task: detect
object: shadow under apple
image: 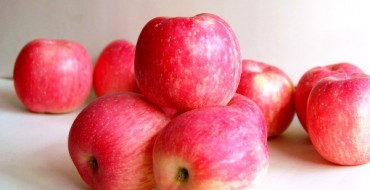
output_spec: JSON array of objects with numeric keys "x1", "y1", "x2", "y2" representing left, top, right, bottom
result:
[
  {"x1": 267, "y1": 122, "x2": 331, "y2": 165},
  {"x1": 1, "y1": 142, "x2": 89, "y2": 189}
]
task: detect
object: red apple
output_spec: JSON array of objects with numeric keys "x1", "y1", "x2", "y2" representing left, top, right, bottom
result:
[
  {"x1": 153, "y1": 94, "x2": 268, "y2": 189},
  {"x1": 68, "y1": 92, "x2": 170, "y2": 189},
  {"x1": 295, "y1": 62, "x2": 364, "y2": 130},
  {"x1": 93, "y1": 39, "x2": 138, "y2": 97},
  {"x1": 306, "y1": 73, "x2": 370, "y2": 165},
  {"x1": 135, "y1": 13, "x2": 241, "y2": 112},
  {"x1": 236, "y1": 59, "x2": 295, "y2": 137},
  {"x1": 13, "y1": 39, "x2": 93, "y2": 113}
]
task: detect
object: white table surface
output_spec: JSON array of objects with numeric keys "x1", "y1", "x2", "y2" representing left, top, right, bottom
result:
[{"x1": 1, "y1": 78, "x2": 369, "y2": 190}]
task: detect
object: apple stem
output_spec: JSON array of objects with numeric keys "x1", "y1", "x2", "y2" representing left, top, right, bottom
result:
[{"x1": 176, "y1": 167, "x2": 189, "y2": 182}]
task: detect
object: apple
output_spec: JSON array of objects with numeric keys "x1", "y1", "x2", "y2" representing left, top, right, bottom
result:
[
  {"x1": 236, "y1": 59, "x2": 295, "y2": 137},
  {"x1": 93, "y1": 39, "x2": 138, "y2": 97},
  {"x1": 13, "y1": 38, "x2": 93, "y2": 113},
  {"x1": 295, "y1": 62, "x2": 364, "y2": 130},
  {"x1": 306, "y1": 73, "x2": 370, "y2": 165},
  {"x1": 153, "y1": 94, "x2": 268, "y2": 189},
  {"x1": 68, "y1": 92, "x2": 170, "y2": 189},
  {"x1": 135, "y1": 13, "x2": 242, "y2": 112}
]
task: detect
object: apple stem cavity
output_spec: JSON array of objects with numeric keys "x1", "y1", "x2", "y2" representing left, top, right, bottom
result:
[
  {"x1": 176, "y1": 167, "x2": 189, "y2": 183},
  {"x1": 89, "y1": 157, "x2": 98, "y2": 171}
]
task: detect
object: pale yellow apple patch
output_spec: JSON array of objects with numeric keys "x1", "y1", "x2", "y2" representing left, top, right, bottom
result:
[{"x1": 154, "y1": 153, "x2": 269, "y2": 189}]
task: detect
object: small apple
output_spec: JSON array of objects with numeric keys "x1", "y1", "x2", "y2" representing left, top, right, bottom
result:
[
  {"x1": 135, "y1": 13, "x2": 242, "y2": 112},
  {"x1": 295, "y1": 62, "x2": 364, "y2": 130},
  {"x1": 13, "y1": 38, "x2": 93, "y2": 113},
  {"x1": 236, "y1": 59, "x2": 295, "y2": 137},
  {"x1": 306, "y1": 73, "x2": 370, "y2": 165},
  {"x1": 68, "y1": 92, "x2": 170, "y2": 189},
  {"x1": 93, "y1": 39, "x2": 138, "y2": 97},
  {"x1": 153, "y1": 94, "x2": 268, "y2": 189}
]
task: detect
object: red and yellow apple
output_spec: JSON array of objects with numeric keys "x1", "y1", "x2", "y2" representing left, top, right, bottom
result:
[
  {"x1": 68, "y1": 92, "x2": 170, "y2": 189},
  {"x1": 93, "y1": 39, "x2": 138, "y2": 97},
  {"x1": 306, "y1": 73, "x2": 370, "y2": 165},
  {"x1": 237, "y1": 59, "x2": 295, "y2": 137},
  {"x1": 152, "y1": 94, "x2": 268, "y2": 189},
  {"x1": 13, "y1": 38, "x2": 93, "y2": 113},
  {"x1": 135, "y1": 13, "x2": 242, "y2": 112}
]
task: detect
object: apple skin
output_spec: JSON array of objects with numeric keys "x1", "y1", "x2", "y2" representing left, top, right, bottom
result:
[
  {"x1": 93, "y1": 39, "x2": 138, "y2": 97},
  {"x1": 306, "y1": 73, "x2": 370, "y2": 165},
  {"x1": 135, "y1": 13, "x2": 242, "y2": 112},
  {"x1": 153, "y1": 94, "x2": 268, "y2": 189},
  {"x1": 236, "y1": 59, "x2": 295, "y2": 137},
  {"x1": 295, "y1": 62, "x2": 364, "y2": 130},
  {"x1": 68, "y1": 92, "x2": 170, "y2": 189},
  {"x1": 13, "y1": 39, "x2": 93, "y2": 113}
]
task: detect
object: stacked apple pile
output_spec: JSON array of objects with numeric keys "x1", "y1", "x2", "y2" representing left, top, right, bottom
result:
[{"x1": 68, "y1": 13, "x2": 272, "y2": 189}]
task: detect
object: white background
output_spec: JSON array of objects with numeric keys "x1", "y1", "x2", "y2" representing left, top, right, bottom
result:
[
  {"x1": 1, "y1": 1, "x2": 370, "y2": 189},
  {"x1": 1, "y1": 0, "x2": 370, "y2": 83}
]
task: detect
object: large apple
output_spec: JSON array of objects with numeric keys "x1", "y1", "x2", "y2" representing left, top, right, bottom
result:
[
  {"x1": 13, "y1": 39, "x2": 93, "y2": 113},
  {"x1": 93, "y1": 39, "x2": 138, "y2": 97},
  {"x1": 68, "y1": 92, "x2": 170, "y2": 189},
  {"x1": 295, "y1": 62, "x2": 364, "y2": 130},
  {"x1": 153, "y1": 94, "x2": 268, "y2": 189},
  {"x1": 306, "y1": 73, "x2": 370, "y2": 165},
  {"x1": 135, "y1": 13, "x2": 242, "y2": 112},
  {"x1": 236, "y1": 59, "x2": 295, "y2": 137}
]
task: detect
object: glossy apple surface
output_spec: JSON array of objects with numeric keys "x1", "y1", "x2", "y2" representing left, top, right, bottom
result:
[
  {"x1": 295, "y1": 62, "x2": 364, "y2": 130},
  {"x1": 68, "y1": 92, "x2": 170, "y2": 189},
  {"x1": 237, "y1": 59, "x2": 295, "y2": 137},
  {"x1": 306, "y1": 73, "x2": 370, "y2": 165},
  {"x1": 93, "y1": 39, "x2": 138, "y2": 97},
  {"x1": 13, "y1": 39, "x2": 93, "y2": 113},
  {"x1": 153, "y1": 94, "x2": 268, "y2": 189},
  {"x1": 135, "y1": 13, "x2": 241, "y2": 112}
]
